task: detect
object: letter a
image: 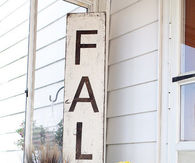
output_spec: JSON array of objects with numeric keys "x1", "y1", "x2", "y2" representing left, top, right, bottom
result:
[{"x1": 69, "y1": 76, "x2": 99, "y2": 112}]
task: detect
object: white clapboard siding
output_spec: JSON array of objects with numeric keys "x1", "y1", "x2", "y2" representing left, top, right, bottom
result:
[
  {"x1": 0, "y1": 21, "x2": 29, "y2": 52},
  {"x1": 106, "y1": 143, "x2": 156, "y2": 163},
  {"x1": 0, "y1": 0, "x2": 29, "y2": 160},
  {"x1": 0, "y1": 58, "x2": 27, "y2": 82},
  {"x1": 0, "y1": 94, "x2": 25, "y2": 117},
  {"x1": 34, "y1": 81, "x2": 64, "y2": 109},
  {"x1": 108, "y1": 81, "x2": 157, "y2": 117},
  {"x1": 37, "y1": 17, "x2": 66, "y2": 49},
  {"x1": 34, "y1": 104, "x2": 63, "y2": 128},
  {"x1": 35, "y1": 60, "x2": 64, "y2": 89},
  {"x1": 107, "y1": 112, "x2": 157, "y2": 144},
  {"x1": 0, "y1": 76, "x2": 26, "y2": 100},
  {"x1": 0, "y1": 0, "x2": 7, "y2": 7},
  {"x1": 0, "y1": 40, "x2": 28, "y2": 67},
  {"x1": 38, "y1": 0, "x2": 57, "y2": 11},
  {"x1": 0, "y1": 151, "x2": 23, "y2": 162},
  {"x1": 0, "y1": 113, "x2": 24, "y2": 134},
  {"x1": 0, "y1": 2, "x2": 29, "y2": 36},
  {"x1": 108, "y1": 51, "x2": 157, "y2": 91},
  {"x1": 37, "y1": 0, "x2": 77, "y2": 30},
  {"x1": 0, "y1": 133, "x2": 21, "y2": 151},
  {"x1": 36, "y1": 38, "x2": 65, "y2": 69},
  {"x1": 36, "y1": 7, "x2": 86, "y2": 50},
  {"x1": 110, "y1": 0, "x2": 158, "y2": 39},
  {"x1": 0, "y1": 0, "x2": 27, "y2": 21},
  {"x1": 111, "y1": 0, "x2": 139, "y2": 14},
  {"x1": 109, "y1": 22, "x2": 158, "y2": 65},
  {"x1": 107, "y1": 0, "x2": 159, "y2": 162}
]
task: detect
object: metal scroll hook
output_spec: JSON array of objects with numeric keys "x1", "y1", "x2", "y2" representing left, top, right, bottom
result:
[{"x1": 49, "y1": 86, "x2": 64, "y2": 103}]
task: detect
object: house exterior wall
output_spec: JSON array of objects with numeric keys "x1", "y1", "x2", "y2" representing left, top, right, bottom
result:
[
  {"x1": 0, "y1": 0, "x2": 86, "y2": 162},
  {"x1": 0, "y1": 0, "x2": 165, "y2": 162},
  {"x1": 106, "y1": 0, "x2": 159, "y2": 162},
  {"x1": 0, "y1": 0, "x2": 30, "y2": 161}
]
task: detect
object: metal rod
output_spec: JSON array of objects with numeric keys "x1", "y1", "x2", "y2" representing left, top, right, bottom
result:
[
  {"x1": 172, "y1": 73, "x2": 195, "y2": 82},
  {"x1": 49, "y1": 86, "x2": 64, "y2": 103}
]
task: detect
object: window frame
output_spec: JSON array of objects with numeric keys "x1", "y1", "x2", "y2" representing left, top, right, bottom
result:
[
  {"x1": 168, "y1": 0, "x2": 195, "y2": 162},
  {"x1": 63, "y1": 0, "x2": 93, "y2": 10}
]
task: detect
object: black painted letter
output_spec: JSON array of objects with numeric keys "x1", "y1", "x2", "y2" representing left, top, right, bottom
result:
[
  {"x1": 76, "y1": 122, "x2": 92, "y2": 160},
  {"x1": 69, "y1": 76, "x2": 99, "y2": 112},
  {"x1": 75, "y1": 30, "x2": 98, "y2": 65}
]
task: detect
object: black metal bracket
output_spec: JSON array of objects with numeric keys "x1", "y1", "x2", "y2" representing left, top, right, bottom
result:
[
  {"x1": 49, "y1": 86, "x2": 64, "y2": 103},
  {"x1": 25, "y1": 89, "x2": 28, "y2": 98},
  {"x1": 172, "y1": 73, "x2": 195, "y2": 82}
]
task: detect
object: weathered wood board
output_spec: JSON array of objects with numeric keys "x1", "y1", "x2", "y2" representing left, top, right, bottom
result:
[{"x1": 63, "y1": 13, "x2": 106, "y2": 163}]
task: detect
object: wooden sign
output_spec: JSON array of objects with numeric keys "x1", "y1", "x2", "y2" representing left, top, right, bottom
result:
[{"x1": 63, "y1": 13, "x2": 106, "y2": 163}]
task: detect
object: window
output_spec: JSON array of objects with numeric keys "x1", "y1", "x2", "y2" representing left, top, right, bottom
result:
[
  {"x1": 181, "y1": 0, "x2": 195, "y2": 73},
  {"x1": 169, "y1": 0, "x2": 195, "y2": 162},
  {"x1": 32, "y1": 0, "x2": 86, "y2": 160}
]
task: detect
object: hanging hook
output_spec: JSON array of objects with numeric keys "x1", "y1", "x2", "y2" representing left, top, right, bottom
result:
[{"x1": 49, "y1": 86, "x2": 64, "y2": 103}]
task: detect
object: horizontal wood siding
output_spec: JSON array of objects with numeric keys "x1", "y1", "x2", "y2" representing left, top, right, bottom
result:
[
  {"x1": 109, "y1": 22, "x2": 158, "y2": 65},
  {"x1": 110, "y1": 0, "x2": 139, "y2": 14},
  {"x1": 107, "y1": 0, "x2": 159, "y2": 162},
  {"x1": 108, "y1": 51, "x2": 158, "y2": 91},
  {"x1": 0, "y1": 0, "x2": 30, "y2": 160},
  {"x1": 107, "y1": 112, "x2": 157, "y2": 144},
  {"x1": 110, "y1": 0, "x2": 158, "y2": 39},
  {"x1": 108, "y1": 81, "x2": 157, "y2": 117},
  {"x1": 107, "y1": 143, "x2": 156, "y2": 163},
  {"x1": 0, "y1": 151, "x2": 23, "y2": 162}
]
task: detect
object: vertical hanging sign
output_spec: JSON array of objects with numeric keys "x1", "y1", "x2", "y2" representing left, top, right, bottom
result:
[{"x1": 63, "y1": 13, "x2": 106, "y2": 163}]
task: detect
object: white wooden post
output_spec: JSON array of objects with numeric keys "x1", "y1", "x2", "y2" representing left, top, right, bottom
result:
[{"x1": 24, "y1": 0, "x2": 38, "y2": 162}]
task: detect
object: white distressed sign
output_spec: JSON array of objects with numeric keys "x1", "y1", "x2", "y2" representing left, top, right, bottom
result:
[{"x1": 63, "y1": 13, "x2": 106, "y2": 163}]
